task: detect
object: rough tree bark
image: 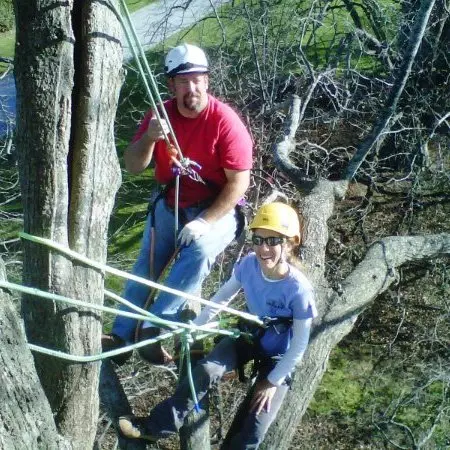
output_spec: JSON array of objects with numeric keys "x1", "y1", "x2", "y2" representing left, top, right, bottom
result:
[
  {"x1": 225, "y1": 2, "x2": 448, "y2": 448},
  {"x1": 0, "y1": 258, "x2": 70, "y2": 449},
  {"x1": 12, "y1": 0, "x2": 122, "y2": 447}
]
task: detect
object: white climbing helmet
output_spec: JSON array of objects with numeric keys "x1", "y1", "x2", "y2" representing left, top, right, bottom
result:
[{"x1": 165, "y1": 43, "x2": 209, "y2": 76}]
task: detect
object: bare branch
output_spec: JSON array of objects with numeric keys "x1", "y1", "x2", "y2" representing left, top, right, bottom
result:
[
  {"x1": 345, "y1": 0, "x2": 438, "y2": 180},
  {"x1": 273, "y1": 92, "x2": 320, "y2": 192}
]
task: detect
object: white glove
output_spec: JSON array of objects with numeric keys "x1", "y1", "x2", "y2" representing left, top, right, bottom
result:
[{"x1": 178, "y1": 218, "x2": 211, "y2": 247}]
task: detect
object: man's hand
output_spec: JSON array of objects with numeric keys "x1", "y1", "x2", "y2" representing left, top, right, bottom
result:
[
  {"x1": 178, "y1": 218, "x2": 211, "y2": 246},
  {"x1": 147, "y1": 117, "x2": 169, "y2": 142},
  {"x1": 249, "y1": 379, "x2": 277, "y2": 415}
]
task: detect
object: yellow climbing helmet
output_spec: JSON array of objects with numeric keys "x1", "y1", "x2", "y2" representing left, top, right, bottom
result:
[{"x1": 249, "y1": 202, "x2": 300, "y2": 241}]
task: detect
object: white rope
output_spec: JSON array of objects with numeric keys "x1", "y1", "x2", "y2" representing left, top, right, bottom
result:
[
  {"x1": 1, "y1": 279, "x2": 240, "y2": 362},
  {"x1": 110, "y1": 0, "x2": 181, "y2": 156},
  {"x1": 19, "y1": 232, "x2": 263, "y2": 326}
]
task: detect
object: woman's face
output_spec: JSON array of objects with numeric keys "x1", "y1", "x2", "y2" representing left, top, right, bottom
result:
[{"x1": 252, "y1": 228, "x2": 286, "y2": 274}]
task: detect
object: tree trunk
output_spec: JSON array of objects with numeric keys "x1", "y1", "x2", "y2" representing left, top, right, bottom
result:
[
  {"x1": 0, "y1": 258, "x2": 70, "y2": 449},
  {"x1": 261, "y1": 232, "x2": 449, "y2": 450},
  {"x1": 226, "y1": 82, "x2": 449, "y2": 448},
  {"x1": 14, "y1": 0, "x2": 122, "y2": 447}
]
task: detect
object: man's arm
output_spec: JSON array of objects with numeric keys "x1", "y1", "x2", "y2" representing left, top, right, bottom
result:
[
  {"x1": 202, "y1": 168, "x2": 250, "y2": 223},
  {"x1": 124, "y1": 135, "x2": 155, "y2": 174},
  {"x1": 124, "y1": 117, "x2": 169, "y2": 174}
]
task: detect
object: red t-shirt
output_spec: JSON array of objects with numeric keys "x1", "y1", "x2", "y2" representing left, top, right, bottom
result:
[{"x1": 132, "y1": 95, "x2": 253, "y2": 208}]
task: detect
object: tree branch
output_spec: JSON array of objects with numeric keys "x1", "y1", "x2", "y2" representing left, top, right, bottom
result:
[
  {"x1": 261, "y1": 233, "x2": 449, "y2": 450},
  {"x1": 345, "y1": 0, "x2": 437, "y2": 179},
  {"x1": 322, "y1": 233, "x2": 450, "y2": 324},
  {"x1": 273, "y1": 95, "x2": 316, "y2": 192}
]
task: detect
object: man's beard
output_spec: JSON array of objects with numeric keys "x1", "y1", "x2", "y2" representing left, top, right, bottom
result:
[{"x1": 183, "y1": 94, "x2": 203, "y2": 112}]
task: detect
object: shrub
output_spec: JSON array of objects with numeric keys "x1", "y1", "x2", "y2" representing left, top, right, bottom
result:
[{"x1": 0, "y1": 0, "x2": 14, "y2": 33}]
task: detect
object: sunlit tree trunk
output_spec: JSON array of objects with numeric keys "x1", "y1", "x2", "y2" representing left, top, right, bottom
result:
[
  {"x1": 13, "y1": 0, "x2": 122, "y2": 447},
  {"x1": 0, "y1": 258, "x2": 71, "y2": 449}
]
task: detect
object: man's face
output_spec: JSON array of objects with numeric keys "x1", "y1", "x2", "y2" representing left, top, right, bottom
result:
[{"x1": 169, "y1": 73, "x2": 209, "y2": 117}]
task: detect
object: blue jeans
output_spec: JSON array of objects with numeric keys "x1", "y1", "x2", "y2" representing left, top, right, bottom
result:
[
  {"x1": 145, "y1": 337, "x2": 289, "y2": 449},
  {"x1": 112, "y1": 197, "x2": 239, "y2": 342}
]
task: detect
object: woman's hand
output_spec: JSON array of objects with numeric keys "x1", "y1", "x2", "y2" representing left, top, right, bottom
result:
[{"x1": 249, "y1": 378, "x2": 277, "y2": 415}]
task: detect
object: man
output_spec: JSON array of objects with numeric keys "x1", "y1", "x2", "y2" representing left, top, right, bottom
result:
[{"x1": 103, "y1": 43, "x2": 253, "y2": 364}]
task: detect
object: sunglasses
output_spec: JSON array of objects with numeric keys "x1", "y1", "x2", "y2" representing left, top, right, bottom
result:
[{"x1": 251, "y1": 235, "x2": 285, "y2": 246}]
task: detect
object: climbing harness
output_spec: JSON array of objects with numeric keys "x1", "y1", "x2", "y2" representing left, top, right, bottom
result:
[{"x1": 234, "y1": 316, "x2": 294, "y2": 383}]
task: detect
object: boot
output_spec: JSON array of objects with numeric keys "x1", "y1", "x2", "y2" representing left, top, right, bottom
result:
[
  {"x1": 101, "y1": 333, "x2": 132, "y2": 366},
  {"x1": 137, "y1": 326, "x2": 173, "y2": 365}
]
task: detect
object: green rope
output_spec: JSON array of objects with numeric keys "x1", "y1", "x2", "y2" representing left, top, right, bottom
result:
[
  {"x1": 28, "y1": 328, "x2": 187, "y2": 363},
  {"x1": 19, "y1": 232, "x2": 263, "y2": 326},
  {"x1": 112, "y1": 0, "x2": 183, "y2": 158},
  {"x1": 0, "y1": 280, "x2": 242, "y2": 337},
  {"x1": 0, "y1": 280, "x2": 241, "y2": 362},
  {"x1": 181, "y1": 330, "x2": 201, "y2": 412}
]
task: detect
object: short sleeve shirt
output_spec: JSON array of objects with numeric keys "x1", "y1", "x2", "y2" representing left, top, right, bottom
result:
[{"x1": 132, "y1": 95, "x2": 253, "y2": 207}]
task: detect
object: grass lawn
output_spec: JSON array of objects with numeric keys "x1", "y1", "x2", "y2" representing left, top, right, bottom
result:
[
  {"x1": 125, "y1": 0, "x2": 154, "y2": 13},
  {"x1": 0, "y1": 0, "x2": 154, "y2": 72},
  {"x1": 0, "y1": 28, "x2": 14, "y2": 61}
]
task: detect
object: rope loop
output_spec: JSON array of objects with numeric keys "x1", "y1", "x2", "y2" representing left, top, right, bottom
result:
[
  {"x1": 181, "y1": 328, "x2": 195, "y2": 346},
  {"x1": 178, "y1": 329, "x2": 201, "y2": 412}
]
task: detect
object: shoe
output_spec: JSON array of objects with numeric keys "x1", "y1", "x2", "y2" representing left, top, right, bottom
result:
[
  {"x1": 118, "y1": 415, "x2": 158, "y2": 441},
  {"x1": 101, "y1": 333, "x2": 132, "y2": 366},
  {"x1": 136, "y1": 327, "x2": 173, "y2": 365}
]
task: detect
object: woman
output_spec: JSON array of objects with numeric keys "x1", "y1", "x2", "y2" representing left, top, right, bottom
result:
[{"x1": 119, "y1": 202, "x2": 317, "y2": 449}]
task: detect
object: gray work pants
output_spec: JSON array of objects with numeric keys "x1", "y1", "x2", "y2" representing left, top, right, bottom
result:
[{"x1": 146, "y1": 337, "x2": 289, "y2": 449}]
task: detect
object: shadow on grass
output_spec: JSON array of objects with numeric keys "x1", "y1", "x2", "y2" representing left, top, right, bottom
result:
[{"x1": 108, "y1": 170, "x2": 158, "y2": 257}]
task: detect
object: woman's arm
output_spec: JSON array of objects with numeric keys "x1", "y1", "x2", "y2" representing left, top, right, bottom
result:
[
  {"x1": 267, "y1": 318, "x2": 313, "y2": 386},
  {"x1": 248, "y1": 318, "x2": 312, "y2": 415},
  {"x1": 193, "y1": 274, "x2": 242, "y2": 326}
]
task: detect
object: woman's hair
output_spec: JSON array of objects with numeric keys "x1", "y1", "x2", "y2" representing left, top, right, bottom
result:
[
  {"x1": 284, "y1": 237, "x2": 305, "y2": 272},
  {"x1": 283, "y1": 209, "x2": 306, "y2": 272}
]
